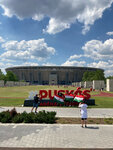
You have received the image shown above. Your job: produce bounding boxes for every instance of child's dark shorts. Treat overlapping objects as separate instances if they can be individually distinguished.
[81,118,87,120]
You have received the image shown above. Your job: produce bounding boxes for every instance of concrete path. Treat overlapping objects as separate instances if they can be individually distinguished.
[0,124,113,148]
[0,107,113,118]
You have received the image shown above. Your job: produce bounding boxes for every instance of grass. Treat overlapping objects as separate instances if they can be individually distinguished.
[89,96,113,108]
[0,85,80,97]
[0,98,25,106]
[0,85,113,107]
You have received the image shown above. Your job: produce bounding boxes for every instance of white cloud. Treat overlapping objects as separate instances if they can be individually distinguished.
[105,70,113,77]
[21,62,39,66]
[43,18,70,34]
[0,0,113,34]
[68,54,83,60]
[87,61,113,77]
[106,31,113,36]
[87,61,109,70]
[0,61,39,74]
[0,62,15,74]
[42,62,57,66]
[82,39,113,60]
[81,38,113,76]
[0,36,5,43]
[61,60,86,67]
[62,58,113,77]
[1,38,55,61]
[64,38,113,77]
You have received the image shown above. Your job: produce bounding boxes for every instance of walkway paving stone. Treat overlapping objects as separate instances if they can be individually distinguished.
[0,124,113,148]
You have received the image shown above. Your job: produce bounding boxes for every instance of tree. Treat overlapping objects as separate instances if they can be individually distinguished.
[82,70,105,81]
[106,76,113,79]
[93,70,105,81]
[0,70,5,80]
[5,71,18,81]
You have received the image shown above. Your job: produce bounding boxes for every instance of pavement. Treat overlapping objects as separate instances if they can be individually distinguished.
[0,107,113,118]
[0,107,113,149]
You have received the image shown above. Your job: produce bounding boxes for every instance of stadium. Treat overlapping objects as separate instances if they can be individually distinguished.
[5,66,103,85]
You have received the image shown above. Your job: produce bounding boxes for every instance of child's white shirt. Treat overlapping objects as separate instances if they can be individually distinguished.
[79,104,88,118]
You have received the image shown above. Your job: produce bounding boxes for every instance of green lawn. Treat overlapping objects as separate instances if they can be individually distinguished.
[0,85,113,108]
[89,96,113,108]
[0,85,80,97]
[0,98,25,106]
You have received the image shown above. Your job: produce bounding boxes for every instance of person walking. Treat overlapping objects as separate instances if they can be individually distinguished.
[31,94,40,113]
[78,102,88,128]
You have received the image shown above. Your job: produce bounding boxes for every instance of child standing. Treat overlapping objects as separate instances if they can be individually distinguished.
[79,102,88,128]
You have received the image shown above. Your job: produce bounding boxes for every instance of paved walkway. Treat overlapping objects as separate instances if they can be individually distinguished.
[0,107,113,148]
[0,124,113,148]
[0,107,113,118]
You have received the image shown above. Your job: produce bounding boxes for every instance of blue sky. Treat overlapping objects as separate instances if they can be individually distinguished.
[0,0,113,77]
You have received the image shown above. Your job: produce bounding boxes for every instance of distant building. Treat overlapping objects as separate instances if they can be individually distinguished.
[5,66,103,85]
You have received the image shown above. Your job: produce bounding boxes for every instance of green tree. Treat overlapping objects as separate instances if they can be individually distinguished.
[5,71,18,81]
[0,70,5,80]
[82,70,105,81]
[93,70,105,81]
[106,76,113,79]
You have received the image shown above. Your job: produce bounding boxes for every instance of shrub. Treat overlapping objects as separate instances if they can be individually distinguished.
[24,112,36,123]
[35,110,47,123]
[0,111,12,123]
[0,111,5,122]
[0,110,57,124]
[46,111,56,123]
[12,113,24,123]
[35,110,56,123]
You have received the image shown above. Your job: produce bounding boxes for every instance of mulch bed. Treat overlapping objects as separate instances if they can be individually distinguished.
[0,148,111,150]
[56,118,113,124]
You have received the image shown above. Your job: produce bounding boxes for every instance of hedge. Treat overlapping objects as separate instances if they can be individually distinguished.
[0,108,57,123]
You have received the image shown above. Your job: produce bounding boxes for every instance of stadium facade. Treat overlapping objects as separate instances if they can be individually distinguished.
[5,66,103,85]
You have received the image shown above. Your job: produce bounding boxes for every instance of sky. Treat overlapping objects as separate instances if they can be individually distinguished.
[0,0,113,77]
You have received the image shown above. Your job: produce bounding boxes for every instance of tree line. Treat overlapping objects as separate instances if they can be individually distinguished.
[0,70,18,82]
[82,69,113,82]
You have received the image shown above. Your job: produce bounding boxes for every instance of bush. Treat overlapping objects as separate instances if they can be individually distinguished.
[35,110,56,123]
[46,111,57,123]
[0,111,5,122]
[35,110,47,123]
[0,110,57,124]
[20,111,27,121]
[0,111,12,123]
[12,113,24,123]
[24,112,36,123]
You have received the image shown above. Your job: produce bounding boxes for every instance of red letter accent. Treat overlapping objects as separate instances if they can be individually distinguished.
[48,90,53,100]
[66,90,74,95]
[39,90,47,99]
[77,87,81,90]
[74,90,82,96]
[58,90,65,94]
[54,90,58,95]
[48,90,57,100]
[82,90,91,100]
[65,90,69,94]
